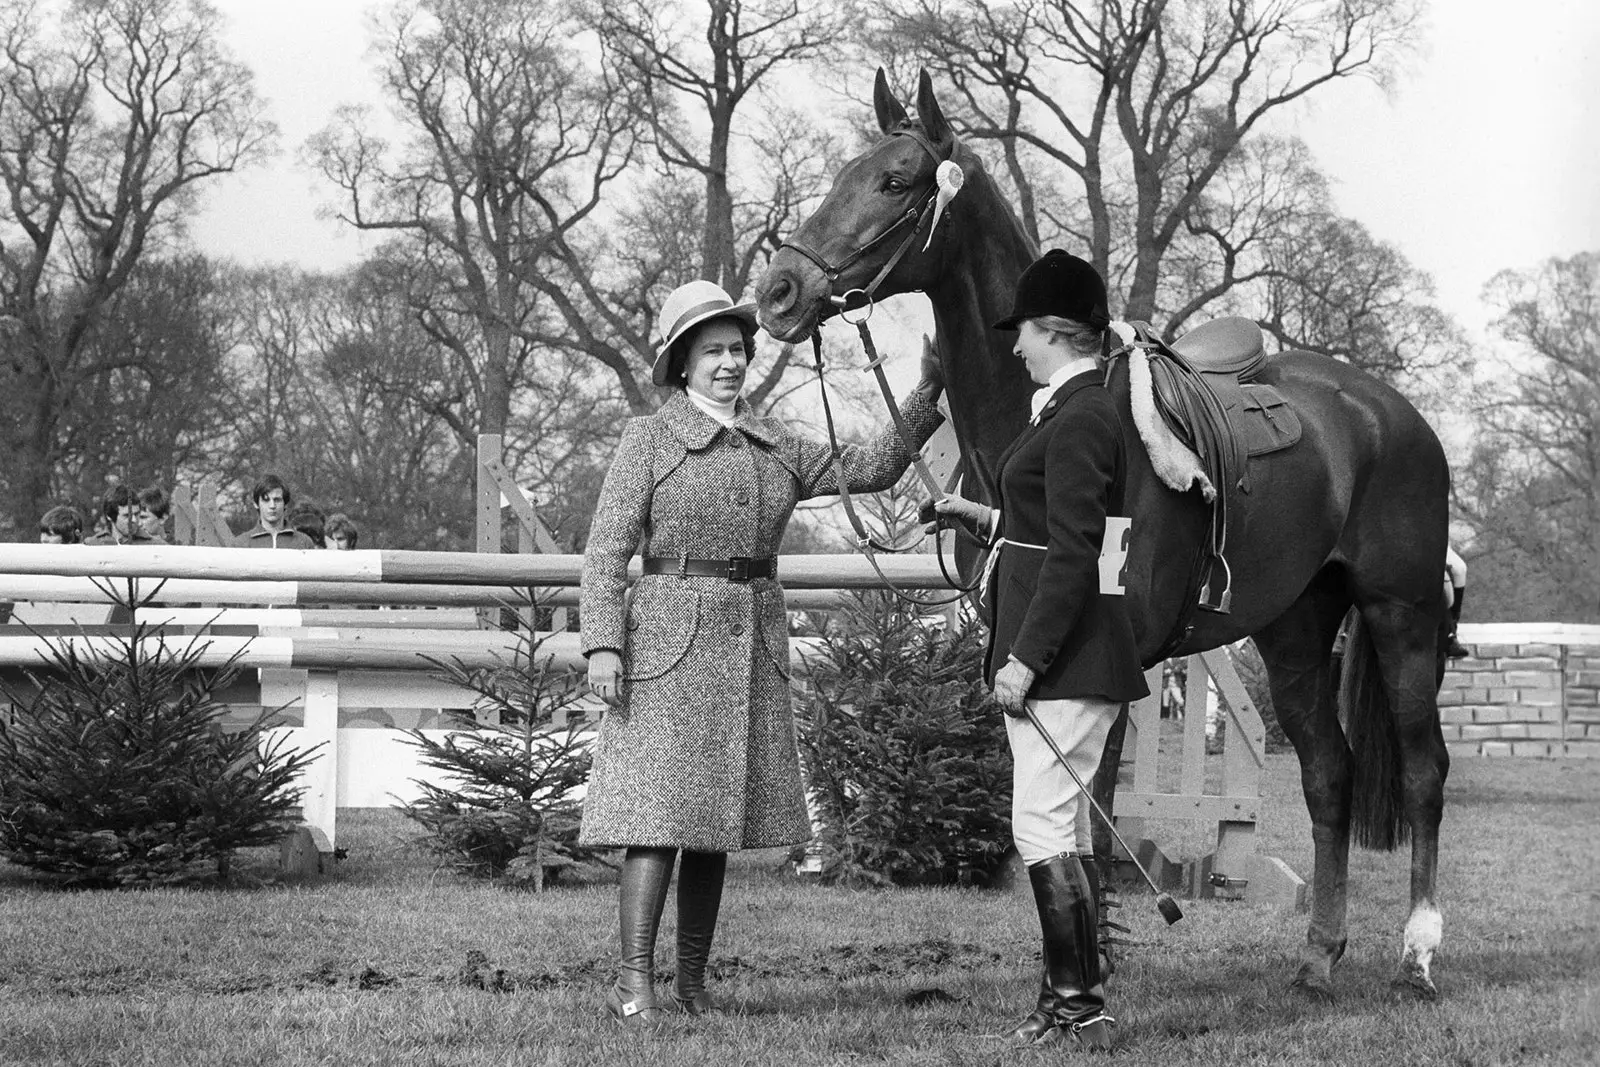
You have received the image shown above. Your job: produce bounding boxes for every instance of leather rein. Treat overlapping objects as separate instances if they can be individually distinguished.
[780,129,985,606]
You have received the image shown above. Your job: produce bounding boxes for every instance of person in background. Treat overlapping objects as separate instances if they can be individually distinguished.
[288,503,327,549]
[38,505,84,545]
[233,474,318,549]
[84,485,162,546]
[325,513,360,550]
[135,486,171,545]
[580,279,945,1028]
[1444,546,1469,659]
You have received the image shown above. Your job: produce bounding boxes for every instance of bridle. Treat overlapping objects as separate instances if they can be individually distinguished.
[778,128,948,324]
[778,127,987,605]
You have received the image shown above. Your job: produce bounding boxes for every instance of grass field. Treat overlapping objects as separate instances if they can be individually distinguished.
[2,753,1596,1066]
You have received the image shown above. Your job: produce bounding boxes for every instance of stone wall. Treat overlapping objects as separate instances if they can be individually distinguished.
[1441,623,1600,759]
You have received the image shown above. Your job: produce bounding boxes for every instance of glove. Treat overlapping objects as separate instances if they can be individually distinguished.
[992,656,1037,716]
[919,494,993,540]
[587,649,622,703]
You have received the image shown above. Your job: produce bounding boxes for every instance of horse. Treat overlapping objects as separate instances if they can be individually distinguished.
[755,69,1453,1000]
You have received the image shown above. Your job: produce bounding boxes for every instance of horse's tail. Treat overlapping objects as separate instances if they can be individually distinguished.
[1340,612,1409,851]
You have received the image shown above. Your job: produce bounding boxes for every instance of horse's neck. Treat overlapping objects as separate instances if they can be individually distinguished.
[928,175,1036,502]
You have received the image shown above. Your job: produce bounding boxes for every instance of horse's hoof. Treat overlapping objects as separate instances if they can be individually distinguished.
[1289,969,1335,1001]
[1390,968,1439,1001]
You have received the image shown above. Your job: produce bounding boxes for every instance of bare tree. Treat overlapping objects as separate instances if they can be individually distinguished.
[868,0,1424,330]
[1455,252,1600,622]
[306,0,642,425]
[595,0,852,292]
[0,0,275,533]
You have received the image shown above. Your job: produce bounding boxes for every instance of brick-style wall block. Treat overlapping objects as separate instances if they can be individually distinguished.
[1439,625,1600,758]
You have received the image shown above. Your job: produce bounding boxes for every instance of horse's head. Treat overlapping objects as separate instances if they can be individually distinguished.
[757,69,966,342]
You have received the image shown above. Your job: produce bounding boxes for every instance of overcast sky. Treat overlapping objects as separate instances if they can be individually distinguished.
[193,0,1600,337]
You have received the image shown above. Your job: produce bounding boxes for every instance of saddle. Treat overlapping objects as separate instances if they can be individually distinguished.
[1115,317,1303,623]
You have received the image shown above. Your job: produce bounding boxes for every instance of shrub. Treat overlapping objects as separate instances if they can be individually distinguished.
[794,591,1012,887]
[0,588,320,887]
[397,616,606,890]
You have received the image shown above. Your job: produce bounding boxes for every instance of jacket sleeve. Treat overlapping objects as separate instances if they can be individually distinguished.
[1007,398,1120,677]
[580,419,653,656]
[791,389,945,500]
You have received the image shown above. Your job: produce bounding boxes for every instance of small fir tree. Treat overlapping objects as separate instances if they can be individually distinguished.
[795,590,1013,887]
[398,611,605,890]
[0,582,320,887]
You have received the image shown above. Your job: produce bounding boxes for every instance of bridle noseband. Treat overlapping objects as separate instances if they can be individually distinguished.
[779,128,950,322]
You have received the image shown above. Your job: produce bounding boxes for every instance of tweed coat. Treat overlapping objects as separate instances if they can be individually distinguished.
[984,370,1149,703]
[579,388,944,851]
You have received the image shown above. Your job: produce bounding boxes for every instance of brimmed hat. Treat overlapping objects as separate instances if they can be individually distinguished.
[992,249,1111,332]
[652,280,760,386]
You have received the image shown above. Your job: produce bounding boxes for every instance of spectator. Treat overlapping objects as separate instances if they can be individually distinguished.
[325,513,360,550]
[38,505,84,545]
[233,474,318,549]
[288,503,327,549]
[84,486,162,546]
[135,486,171,545]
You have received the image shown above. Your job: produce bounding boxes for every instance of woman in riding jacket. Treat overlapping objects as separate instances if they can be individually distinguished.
[933,250,1148,1052]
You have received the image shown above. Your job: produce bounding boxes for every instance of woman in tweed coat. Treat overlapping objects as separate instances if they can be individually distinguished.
[581,280,944,1027]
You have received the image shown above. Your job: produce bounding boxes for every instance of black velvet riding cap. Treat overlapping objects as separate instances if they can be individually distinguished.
[992,249,1111,331]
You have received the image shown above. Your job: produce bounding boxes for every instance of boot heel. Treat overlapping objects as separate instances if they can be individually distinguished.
[605,982,667,1028]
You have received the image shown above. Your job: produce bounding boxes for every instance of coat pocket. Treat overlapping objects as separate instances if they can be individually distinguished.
[622,583,701,682]
[753,586,792,680]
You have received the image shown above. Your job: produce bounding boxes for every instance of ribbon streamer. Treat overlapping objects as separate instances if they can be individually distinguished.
[922,160,965,252]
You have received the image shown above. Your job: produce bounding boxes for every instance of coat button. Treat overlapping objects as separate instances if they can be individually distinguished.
[726,434,744,448]
[732,490,750,505]
[729,621,745,636]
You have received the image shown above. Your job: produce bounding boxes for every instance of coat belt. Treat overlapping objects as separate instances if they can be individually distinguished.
[641,555,777,582]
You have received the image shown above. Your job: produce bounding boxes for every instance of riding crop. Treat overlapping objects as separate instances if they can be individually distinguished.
[1021,705,1184,926]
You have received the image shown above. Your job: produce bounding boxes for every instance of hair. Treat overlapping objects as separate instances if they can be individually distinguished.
[666,316,758,387]
[136,485,169,518]
[251,473,292,507]
[100,484,137,523]
[287,503,326,548]
[1031,314,1106,359]
[39,505,84,543]
[325,513,360,548]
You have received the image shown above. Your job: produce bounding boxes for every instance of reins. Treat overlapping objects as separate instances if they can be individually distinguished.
[785,126,990,607]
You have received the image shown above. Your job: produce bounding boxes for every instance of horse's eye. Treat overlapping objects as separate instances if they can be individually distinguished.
[884,177,908,194]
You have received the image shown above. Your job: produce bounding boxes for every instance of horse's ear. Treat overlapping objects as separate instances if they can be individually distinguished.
[874,68,908,133]
[915,70,953,148]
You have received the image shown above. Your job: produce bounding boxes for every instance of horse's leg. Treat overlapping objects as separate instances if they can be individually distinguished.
[1354,598,1450,999]
[1251,570,1352,998]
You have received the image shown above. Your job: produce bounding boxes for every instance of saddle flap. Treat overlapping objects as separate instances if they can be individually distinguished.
[1238,385,1302,457]
[1170,317,1268,381]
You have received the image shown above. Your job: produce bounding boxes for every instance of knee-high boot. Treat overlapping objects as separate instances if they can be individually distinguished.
[1006,853,1115,1050]
[1446,588,1469,659]
[1079,853,1123,980]
[671,850,727,1015]
[606,846,676,1026]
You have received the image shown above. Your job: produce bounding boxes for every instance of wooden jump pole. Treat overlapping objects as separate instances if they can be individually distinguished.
[0,544,955,589]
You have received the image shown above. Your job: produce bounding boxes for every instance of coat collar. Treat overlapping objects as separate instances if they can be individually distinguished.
[657,390,782,450]
[1032,368,1104,426]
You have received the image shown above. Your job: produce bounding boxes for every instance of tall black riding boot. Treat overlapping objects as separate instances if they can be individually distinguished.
[606,846,676,1027]
[670,850,727,1015]
[1006,853,1115,1050]
[1446,588,1469,659]
[1079,853,1124,980]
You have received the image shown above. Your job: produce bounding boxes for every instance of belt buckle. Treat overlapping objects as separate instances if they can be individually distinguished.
[726,556,752,583]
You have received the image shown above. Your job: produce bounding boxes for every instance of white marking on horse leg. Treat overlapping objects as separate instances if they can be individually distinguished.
[1399,903,1442,990]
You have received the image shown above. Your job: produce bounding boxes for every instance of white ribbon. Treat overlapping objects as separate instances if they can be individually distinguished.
[922,160,965,252]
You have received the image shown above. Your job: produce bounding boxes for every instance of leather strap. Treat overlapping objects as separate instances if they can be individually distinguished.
[640,556,776,582]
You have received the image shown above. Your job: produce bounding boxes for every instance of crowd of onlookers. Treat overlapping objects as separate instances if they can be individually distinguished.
[36,474,361,551]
